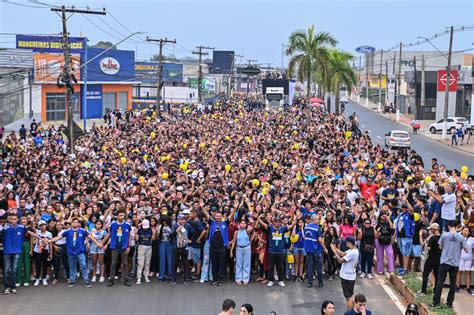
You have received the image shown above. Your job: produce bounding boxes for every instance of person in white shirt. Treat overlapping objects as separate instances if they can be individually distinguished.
[331,236,359,311]
[32,220,53,286]
[427,182,456,232]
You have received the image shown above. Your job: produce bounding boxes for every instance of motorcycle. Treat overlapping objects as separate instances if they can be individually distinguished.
[383,103,396,114]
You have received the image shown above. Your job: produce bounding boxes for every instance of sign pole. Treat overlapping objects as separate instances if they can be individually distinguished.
[441,26,454,140]
[83,37,88,131]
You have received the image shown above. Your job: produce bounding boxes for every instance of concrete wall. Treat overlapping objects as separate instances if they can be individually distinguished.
[435,91,457,121]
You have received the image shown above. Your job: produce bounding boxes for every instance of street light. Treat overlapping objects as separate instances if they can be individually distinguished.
[416,28,453,141]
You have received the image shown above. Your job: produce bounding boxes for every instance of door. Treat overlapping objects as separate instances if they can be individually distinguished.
[102,92,116,116]
[119,91,128,112]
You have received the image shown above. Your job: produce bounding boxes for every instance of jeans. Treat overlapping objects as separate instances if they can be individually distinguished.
[4,253,20,289]
[375,239,394,274]
[433,263,458,306]
[53,244,70,280]
[172,247,189,282]
[360,248,374,274]
[421,259,439,293]
[235,245,251,283]
[110,249,129,281]
[306,252,324,285]
[159,241,173,280]
[268,252,284,282]
[17,241,31,284]
[200,240,213,281]
[136,245,152,280]
[68,253,89,284]
[210,246,227,282]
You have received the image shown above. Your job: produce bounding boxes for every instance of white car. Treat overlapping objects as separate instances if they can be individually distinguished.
[428,117,471,134]
[384,130,411,149]
[340,96,348,104]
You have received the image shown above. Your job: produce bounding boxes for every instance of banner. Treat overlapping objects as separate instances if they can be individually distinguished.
[437,70,458,92]
[83,84,102,119]
[134,62,183,83]
[16,35,85,53]
[33,54,81,83]
[86,48,135,82]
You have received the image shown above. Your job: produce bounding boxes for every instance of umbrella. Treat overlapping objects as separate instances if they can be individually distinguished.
[310,102,324,107]
[309,97,323,103]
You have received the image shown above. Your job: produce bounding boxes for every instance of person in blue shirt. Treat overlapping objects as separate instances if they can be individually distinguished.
[102,210,133,287]
[33,134,43,148]
[257,213,296,288]
[303,214,327,288]
[1,214,36,295]
[427,186,443,227]
[395,201,415,276]
[48,217,101,287]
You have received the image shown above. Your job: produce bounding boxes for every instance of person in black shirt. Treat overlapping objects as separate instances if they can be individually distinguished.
[135,219,156,285]
[418,223,441,295]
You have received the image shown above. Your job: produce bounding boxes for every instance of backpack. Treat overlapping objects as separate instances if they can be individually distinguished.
[379,223,392,245]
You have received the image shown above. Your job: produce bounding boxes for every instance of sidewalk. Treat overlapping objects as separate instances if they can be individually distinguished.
[352,96,474,155]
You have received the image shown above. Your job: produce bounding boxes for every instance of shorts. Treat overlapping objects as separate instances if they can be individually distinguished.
[410,244,422,258]
[189,247,202,264]
[293,247,306,256]
[341,279,355,298]
[459,258,473,272]
[398,237,412,257]
[90,244,105,254]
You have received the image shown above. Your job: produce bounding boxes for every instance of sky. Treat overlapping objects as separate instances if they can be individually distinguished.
[0,0,473,67]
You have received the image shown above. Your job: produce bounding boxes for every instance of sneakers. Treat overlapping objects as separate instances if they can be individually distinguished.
[99,276,105,283]
[328,275,333,281]
[170,280,177,286]
[144,276,150,283]
[278,281,286,287]
[15,283,21,288]
[467,288,473,295]
[68,282,76,288]
[360,273,366,278]
[91,276,97,283]
[455,287,460,293]
[23,283,29,287]
[107,280,114,287]
[184,281,190,286]
[429,304,441,309]
[267,281,274,287]
[4,289,10,295]
[34,279,41,286]
[211,281,218,286]
[367,273,373,279]
[83,282,92,288]
[136,279,141,285]
[416,290,426,296]
[306,282,313,288]
[11,288,17,294]
[123,279,131,287]
[42,279,48,286]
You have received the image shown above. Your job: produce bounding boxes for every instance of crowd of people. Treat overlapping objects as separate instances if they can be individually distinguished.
[0,94,473,313]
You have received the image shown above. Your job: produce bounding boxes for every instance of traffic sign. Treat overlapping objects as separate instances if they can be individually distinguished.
[237,66,261,75]
[355,46,376,54]
[437,70,458,92]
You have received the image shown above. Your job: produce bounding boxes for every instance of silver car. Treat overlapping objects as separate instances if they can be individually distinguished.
[384,130,411,149]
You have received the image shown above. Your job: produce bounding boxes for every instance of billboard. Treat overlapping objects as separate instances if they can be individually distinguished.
[82,84,103,119]
[437,70,458,92]
[211,50,234,74]
[262,79,289,95]
[16,35,85,53]
[134,62,183,83]
[33,54,81,83]
[85,48,135,82]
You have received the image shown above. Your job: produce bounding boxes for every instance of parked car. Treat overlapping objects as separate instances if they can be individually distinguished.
[428,117,471,134]
[384,130,411,149]
[340,96,348,104]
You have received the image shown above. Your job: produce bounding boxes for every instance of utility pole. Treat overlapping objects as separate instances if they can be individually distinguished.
[378,50,383,111]
[385,60,389,107]
[51,6,105,154]
[246,59,258,94]
[192,45,214,104]
[442,26,454,140]
[421,55,426,119]
[396,42,402,121]
[365,53,369,107]
[413,55,418,118]
[146,37,176,113]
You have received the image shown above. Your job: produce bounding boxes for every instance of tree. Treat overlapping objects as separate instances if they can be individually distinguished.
[91,41,115,49]
[285,25,337,98]
[325,49,357,114]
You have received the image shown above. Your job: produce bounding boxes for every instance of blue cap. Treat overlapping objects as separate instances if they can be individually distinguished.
[346,236,356,245]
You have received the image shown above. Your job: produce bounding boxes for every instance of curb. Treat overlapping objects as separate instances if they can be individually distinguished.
[389,274,432,315]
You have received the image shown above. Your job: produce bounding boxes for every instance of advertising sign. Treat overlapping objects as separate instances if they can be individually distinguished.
[211,50,234,74]
[83,84,103,119]
[134,62,183,83]
[355,46,376,54]
[16,35,85,53]
[437,70,458,92]
[33,54,80,83]
[85,48,135,82]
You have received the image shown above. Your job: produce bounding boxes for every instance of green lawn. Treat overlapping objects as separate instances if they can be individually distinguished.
[402,273,456,315]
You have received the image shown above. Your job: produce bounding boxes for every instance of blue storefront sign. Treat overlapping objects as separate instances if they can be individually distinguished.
[134,62,183,83]
[16,35,85,53]
[84,48,135,82]
[82,84,102,119]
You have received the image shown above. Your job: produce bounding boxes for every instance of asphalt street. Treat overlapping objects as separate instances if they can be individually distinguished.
[345,100,474,171]
[0,276,401,315]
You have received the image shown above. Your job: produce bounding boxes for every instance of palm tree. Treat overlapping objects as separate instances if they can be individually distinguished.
[325,49,357,114]
[285,25,337,98]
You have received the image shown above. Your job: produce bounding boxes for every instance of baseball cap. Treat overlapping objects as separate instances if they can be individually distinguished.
[177,213,185,219]
[346,236,356,245]
[182,209,190,215]
[405,303,419,315]
[38,220,47,226]
[428,223,439,230]
[141,219,150,228]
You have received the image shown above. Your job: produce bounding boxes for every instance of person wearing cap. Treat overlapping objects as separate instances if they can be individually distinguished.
[394,196,415,276]
[405,303,419,315]
[431,220,469,308]
[135,219,156,285]
[418,223,441,295]
[381,181,399,204]
[303,214,327,288]
[331,236,359,310]
[169,213,194,286]
[48,217,101,288]
[31,219,53,286]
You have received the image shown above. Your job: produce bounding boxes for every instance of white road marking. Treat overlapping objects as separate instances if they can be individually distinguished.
[368,130,372,133]
[361,124,365,128]
[376,135,382,139]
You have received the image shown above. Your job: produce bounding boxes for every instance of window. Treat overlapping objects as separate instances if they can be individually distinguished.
[46,93,66,121]
[119,92,128,112]
[447,119,454,123]
[103,92,116,115]
[266,93,283,101]
[393,132,409,138]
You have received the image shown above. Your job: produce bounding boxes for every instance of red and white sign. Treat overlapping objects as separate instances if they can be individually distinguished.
[100,57,120,75]
[437,70,458,92]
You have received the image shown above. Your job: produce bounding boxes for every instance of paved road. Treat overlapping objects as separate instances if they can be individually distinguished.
[1,276,401,314]
[346,100,474,171]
